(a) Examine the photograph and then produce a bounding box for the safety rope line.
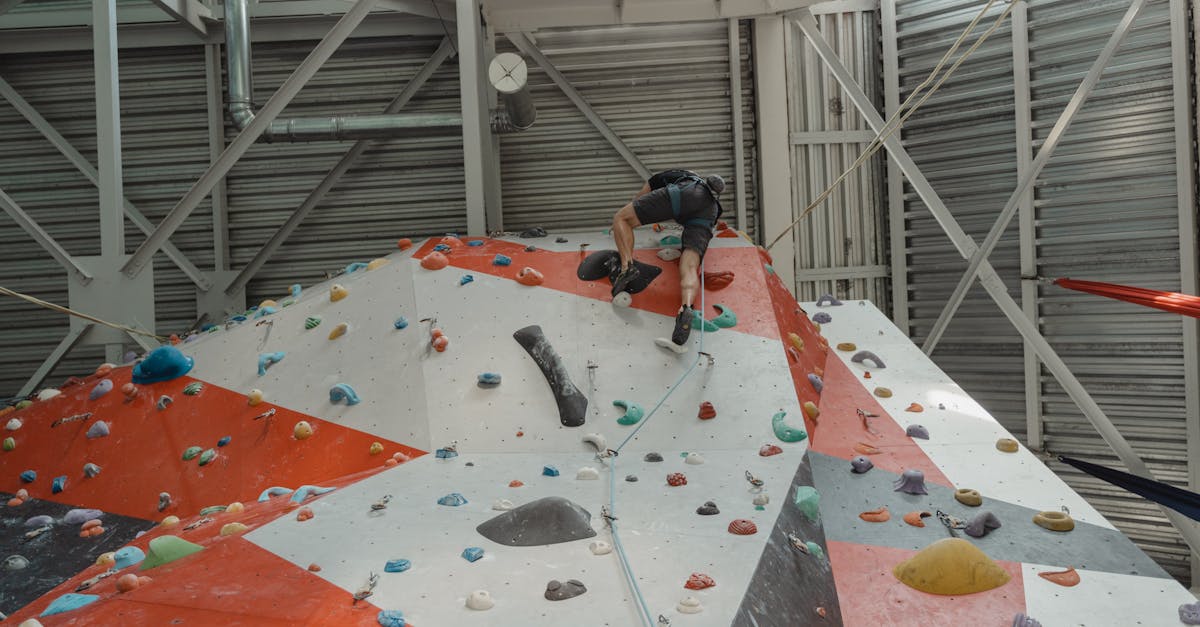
[766,0,1014,252]
[0,284,165,341]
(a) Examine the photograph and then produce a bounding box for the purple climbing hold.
[122,350,139,364]
[89,379,113,401]
[965,511,1002,538]
[812,312,832,324]
[851,350,886,369]
[86,421,110,439]
[1180,602,1200,625]
[892,469,927,495]
[807,373,823,394]
[906,424,930,440]
[25,515,53,527]
[131,345,194,384]
[815,294,843,307]
[64,509,103,525]
[850,456,873,474]
[1012,613,1042,627]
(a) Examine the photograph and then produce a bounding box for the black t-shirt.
[648,169,700,190]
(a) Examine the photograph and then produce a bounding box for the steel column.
[752,16,795,288]
[506,31,651,181]
[16,323,92,398]
[457,0,489,236]
[921,0,1148,354]
[225,37,456,297]
[94,0,124,260]
[147,0,212,38]
[0,188,92,284]
[728,18,747,231]
[122,0,383,278]
[204,41,230,272]
[793,7,1200,557]
[880,0,907,331]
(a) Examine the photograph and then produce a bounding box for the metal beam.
[17,323,92,398]
[752,16,794,286]
[506,31,650,180]
[204,40,230,272]
[793,7,1200,558]
[122,0,383,278]
[880,0,907,331]
[0,188,92,284]
[728,18,747,231]
[94,0,125,260]
[789,130,877,144]
[921,0,1148,354]
[147,0,213,38]
[0,76,211,290]
[0,0,27,18]
[225,36,456,297]
[458,0,490,236]
[376,0,455,20]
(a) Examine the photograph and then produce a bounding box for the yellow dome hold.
[330,284,349,302]
[788,332,804,352]
[366,258,390,271]
[893,538,1011,595]
[802,401,820,421]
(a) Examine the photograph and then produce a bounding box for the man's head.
[705,174,725,195]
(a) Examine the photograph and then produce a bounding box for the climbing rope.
[606,261,709,626]
[765,0,1015,253]
[0,284,165,341]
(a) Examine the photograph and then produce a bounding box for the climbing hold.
[860,506,891,522]
[836,342,857,351]
[64,509,102,525]
[752,493,770,509]
[226,502,245,513]
[432,335,450,352]
[438,492,468,506]
[182,382,203,396]
[906,402,924,413]
[421,251,449,270]
[140,535,204,570]
[692,309,720,332]
[329,383,361,405]
[807,374,824,393]
[793,486,820,521]
[812,312,832,324]
[2,437,13,451]
[436,447,458,459]
[245,389,265,406]
[330,284,349,302]
[466,590,494,611]
[493,254,512,266]
[19,469,35,483]
[132,345,195,384]
[369,442,384,456]
[545,579,587,601]
[802,401,820,422]
[293,421,314,440]
[254,305,278,319]
[657,248,682,261]
[697,401,716,420]
[217,436,231,447]
[904,511,932,527]
[893,538,1011,594]
[397,238,413,250]
[83,463,101,477]
[5,418,20,431]
[304,316,322,330]
[677,596,704,614]
[906,424,929,439]
[1013,613,1043,627]
[703,270,735,290]
[684,452,705,465]
[1038,566,1080,587]
[4,555,28,570]
[667,472,688,486]
[752,444,780,460]
[996,438,1019,453]
[852,350,887,368]
[654,336,688,353]
[816,294,843,307]
[576,467,600,480]
[613,399,645,425]
[366,258,390,271]
[644,452,664,462]
[685,573,715,590]
[25,515,53,527]
[114,546,147,569]
[728,519,758,535]
[257,487,292,501]
[477,496,596,546]
[477,372,502,387]
[16,400,32,409]
[257,352,285,376]
[582,433,607,453]
[874,387,892,398]
[459,274,475,286]
[198,449,216,466]
[121,382,139,401]
[1182,603,1200,626]
[462,547,485,562]
[954,488,983,507]
[182,446,203,461]
[625,475,638,482]
[220,522,249,536]
[199,505,227,516]
[114,573,142,593]
[964,511,1002,538]
[492,499,515,511]
[771,411,808,443]
[89,379,113,401]
[384,558,411,573]
[516,267,545,286]
[542,465,560,477]
[158,492,172,511]
[854,442,882,455]
[508,480,523,488]
[786,333,805,353]
[291,485,335,502]
[710,304,737,328]
[697,501,720,516]
[40,593,100,617]
[328,322,350,340]
[377,609,406,627]
[1033,510,1075,532]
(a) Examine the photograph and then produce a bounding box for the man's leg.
[612,203,641,270]
[678,249,701,310]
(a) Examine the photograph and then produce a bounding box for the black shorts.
[632,186,718,258]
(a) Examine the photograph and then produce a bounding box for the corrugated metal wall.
[890,0,1194,582]
[497,21,759,236]
[785,9,889,304]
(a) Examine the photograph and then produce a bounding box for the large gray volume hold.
[513,325,588,427]
[477,497,597,546]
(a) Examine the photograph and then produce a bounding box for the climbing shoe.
[672,306,694,346]
[611,264,641,297]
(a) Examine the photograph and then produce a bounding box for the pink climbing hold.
[759,444,783,457]
[684,573,715,590]
[667,473,687,487]
[728,519,758,535]
[697,402,716,420]
[421,252,449,270]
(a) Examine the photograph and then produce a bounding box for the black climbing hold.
[525,245,537,252]
[544,579,587,601]
[556,237,568,243]
[476,496,597,546]
[576,250,662,295]
[696,501,720,515]
[625,475,638,482]
[513,326,588,427]
[644,452,663,462]
[519,227,547,238]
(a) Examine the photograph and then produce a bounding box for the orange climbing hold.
[854,442,882,455]
[906,403,924,413]
[432,336,450,352]
[440,236,464,248]
[863,372,871,379]
[121,382,138,402]
[1038,566,1080,587]
[430,328,444,339]
[115,574,141,593]
[328,323,349,340]
[509,480,524,488]
[308,563,322,572]
[296,507,314,522]
[421,251,449,270]
[903,511,932,527]
[384,458,399,468]
[859,506,890,523]
[330,284,349,302]
[94,363,114,377]
[702,270,735,290]
[517,267,545,286]
[397,238,413,250]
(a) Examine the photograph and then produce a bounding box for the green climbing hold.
[281,298,295,308]
[199,505,228,516]
[2,437,13,451]
[793,486,820,521]
[305,316,322,330]
[772,411,807,443]
[182,446,202,461]
[139,535,204,570]
[691,310,720,332]
[806,541,825,560]
[182,382,203,396]
[613,400,645,425]
[660,235,682,246]
[764,264,775,275]
[710,304,737,328]
[198,449,216,466]
[15,400,31,410]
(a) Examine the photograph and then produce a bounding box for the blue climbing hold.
[290,485,336,503]
[461,547,484,562]
[253,306,278,319]
[217,436,232,447]
[493,254,512,266]
[384,558,411,573]
[290,283,302,299]
[89,379,113,401]
[86,421,110,439]
[394,317,409,330]
[257,486,293,502]
[329,383,361,405]
[257,351,285,376]
[132,345,194,384]
[467,240,484,247]
[377,609,407,627]
[114,546,146,569]
[40,593,99,617]
[345,262,369,273]
[542,465,560,477]
[438,492,468,507]
[19,470,35,483]
[435,447,458,459]
[433,244,451,253]
[807,373,823,394]
[477,372,502,386]
[51,475,66,493]
[230,315,247,323]
[812,312,832,324]
[460,274,475,286]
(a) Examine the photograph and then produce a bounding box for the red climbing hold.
[296,507,314,522]
[703,271,735,290]
[685,573,716,590]
[397,238,413,251]
[667,473,688,487]
[698,402,716,420]
[509,480,524,488]
[759,444,783,457]
[421,252,449,270]
[308,563,322,572]
[432,336,450,352]
[440,236,464,248]
[728,519,758,535]
[517,267,545,286]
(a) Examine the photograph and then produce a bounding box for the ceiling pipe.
[224,0,534,141]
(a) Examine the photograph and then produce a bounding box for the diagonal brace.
[0,187,92,285]
[17,323,91,398]
[792,6,1200,557]
[922,0,1149,355]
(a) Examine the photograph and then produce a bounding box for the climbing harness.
[665,174,721,228]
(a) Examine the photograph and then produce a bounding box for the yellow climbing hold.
[788,333,804,352]
[996,438,1019,453]
[893,538,1011,595]
[1033,510,1075,532]
[259,300,279,310]
[328,322,349,340]
[836,342,857,351]
[367,258,390,271]
[220,522,249,536]
[294,421,314,440]
[954,488,983,507]
[160,515,180,528]
[370,442,384,455]
[330,284,349,302]
[96,552,116,567]
[873,387,892,398]
[802,401,820,422]
[226,502,245,514]
[247,389,264,406]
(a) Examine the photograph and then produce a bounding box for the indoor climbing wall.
[0,226,1194,626]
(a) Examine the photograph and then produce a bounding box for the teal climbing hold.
[806,541,825,560]
[710,304,737,328]
[613,400,645,425]
[40,593,99,617]
[793,486,820,521]
[771,411,807,443]
[182,446,202,461]
[199,505,228,516]
[660,235,682,246]
[198,449,216,466]
[764,264,775,275]
[691,309,720,333]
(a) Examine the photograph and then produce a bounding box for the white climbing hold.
[36,388,61,401]
[466,590,494,611]
[19,619,46,627]
[654,338,689,354]
[684,452,706,465]
[753,493,770,508]
[589,540,612,555]
[612,292,632,308]
[6,418,21,431]
[657,248,682,261]
[492,499,515,511]
[582,433,607,453]
[677,596,704,614]
[576,466,600,480]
